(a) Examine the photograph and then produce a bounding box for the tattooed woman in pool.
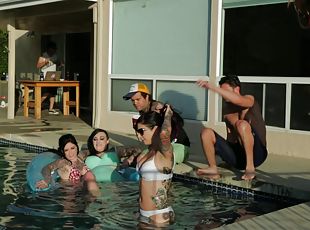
[134,104,175,227]
[36,134,99,195]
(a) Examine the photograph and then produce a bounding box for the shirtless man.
[196,75,268,180]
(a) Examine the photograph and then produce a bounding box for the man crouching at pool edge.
[196,75,268,181]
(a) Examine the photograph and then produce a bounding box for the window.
[291,84,310,131]
[111,79,152,112]
[223,3,310,77]
[112,0,211,76]
[111,0,211,120]
[223,3,310,130]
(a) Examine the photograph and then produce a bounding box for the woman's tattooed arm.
[41,159,67,184]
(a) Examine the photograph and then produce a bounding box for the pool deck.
[0,112,310,229]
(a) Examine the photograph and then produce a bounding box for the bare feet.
[196,167,221,180]
[241,170,256,180]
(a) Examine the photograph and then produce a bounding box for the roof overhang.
[0,0,97,11]
[0,0,96,33]
[0,0,64,11]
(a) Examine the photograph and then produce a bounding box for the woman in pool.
[134,104,175,226]
[36,134,99,195]
[82,128,143,181]
[85,128,138,165]
[83,128,116,168]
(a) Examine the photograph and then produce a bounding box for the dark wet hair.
[58,134,79,162]
[87,128,110,156]
[219,74,241,88]
[134,111,164,131]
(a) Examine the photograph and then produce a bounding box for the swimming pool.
[0,144,300,229]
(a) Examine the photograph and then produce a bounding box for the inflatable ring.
[26,151,60,192]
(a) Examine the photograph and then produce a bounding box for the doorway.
[65,32,92,125]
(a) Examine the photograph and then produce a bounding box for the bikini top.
[136,155,173,181]
[68,166,81,182]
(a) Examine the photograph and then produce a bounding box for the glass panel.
[111,79,152,112]
[112,0,211,75]
[290,84,310,131]
[157,81,207,120]
[265,83,285,127]
[223,3,310,77]
[241,83,263,108]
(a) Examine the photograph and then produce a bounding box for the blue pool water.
[0,145,298,229]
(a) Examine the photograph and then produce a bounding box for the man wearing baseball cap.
[122,83,154,112]
[123,82,190,164]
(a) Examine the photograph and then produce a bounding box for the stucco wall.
[266,130,310,158]
[98,0,310,162]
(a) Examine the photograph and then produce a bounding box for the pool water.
[0,146,296,229]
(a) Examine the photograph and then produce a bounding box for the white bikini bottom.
[139,206,173,218]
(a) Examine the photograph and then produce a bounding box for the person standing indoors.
[135,105,175,227]
[196,75,268,180]
[123,83,190,164]
[40,41,63,115]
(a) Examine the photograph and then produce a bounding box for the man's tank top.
[244,101,267,146]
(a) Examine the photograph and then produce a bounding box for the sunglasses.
[135,128,147,136]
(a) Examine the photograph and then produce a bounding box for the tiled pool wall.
[0,138,50,153]
[173,174,305,206]
[0,137,308,205]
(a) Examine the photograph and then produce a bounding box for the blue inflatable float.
[27,150,139,192]
[26,151,60,192]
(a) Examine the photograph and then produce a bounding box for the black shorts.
[42,87,57,96]
[214,129,268,170]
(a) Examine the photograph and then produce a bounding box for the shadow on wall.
[157,90,208,162]
[157,90,199,120]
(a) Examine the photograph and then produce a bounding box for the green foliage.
[0,30,8,74]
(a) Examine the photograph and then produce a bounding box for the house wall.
[98,0,310,162]
[1,0,309,161]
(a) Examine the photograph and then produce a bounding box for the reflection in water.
[3,151,17,196]
[7,183,102,229]
[1,147,27,227]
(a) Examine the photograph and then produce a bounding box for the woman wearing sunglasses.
[134,104,175,227]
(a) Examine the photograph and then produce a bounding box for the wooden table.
[20,80,80,119]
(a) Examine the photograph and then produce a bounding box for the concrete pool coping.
[0,113,309,229]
